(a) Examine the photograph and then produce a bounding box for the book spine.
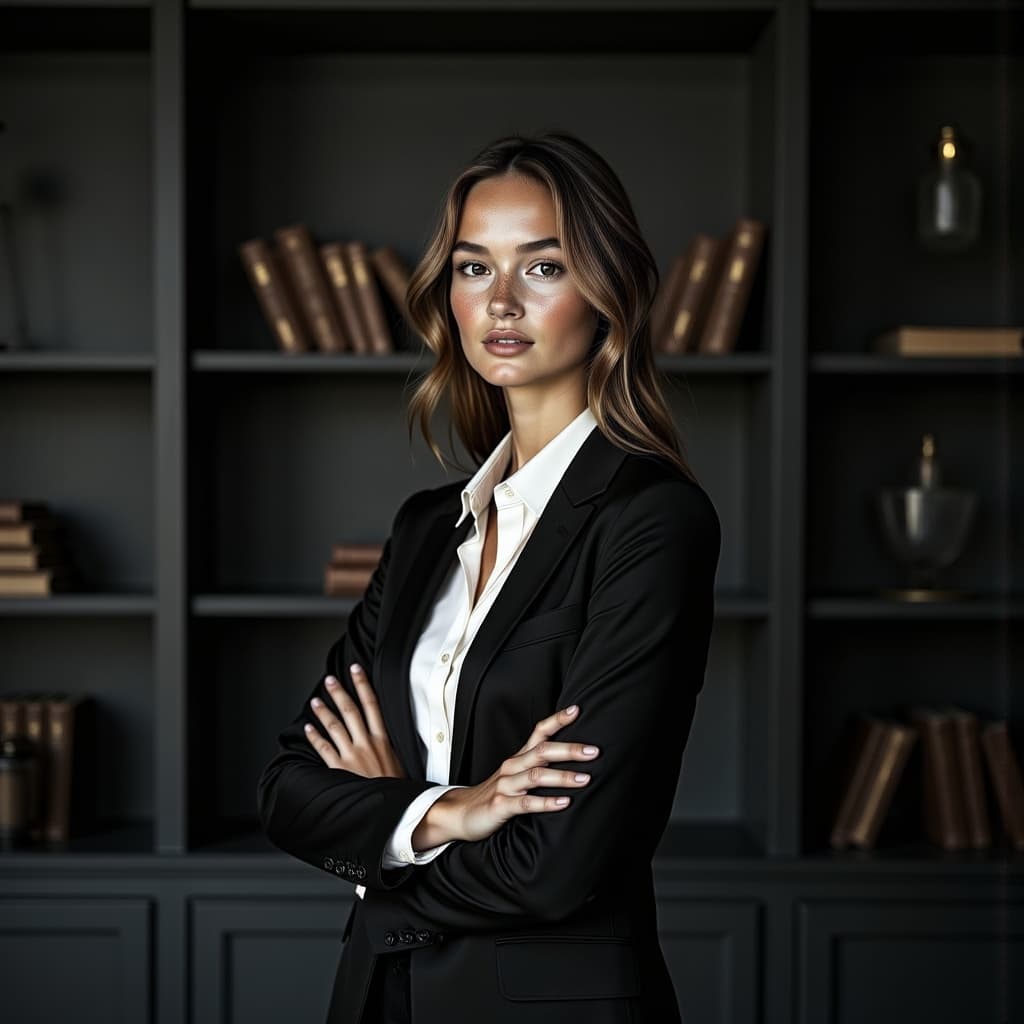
[274,224,349,353]
[847,724,916,849]
[321,243,371,354]
[697,219,767,354]
[665,236,722,354]
[238,238,312,353]
[346,241,394,354]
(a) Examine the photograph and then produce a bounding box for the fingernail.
[325,678,337,688]
[311,698,322,707]
[565,705,578,715]
[583,746,599,756]
[349,663,361,675]
[304,724,313,733]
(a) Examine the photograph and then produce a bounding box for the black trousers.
[363,950,411,1024]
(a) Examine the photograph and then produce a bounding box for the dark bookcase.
[1,3,1021,1023]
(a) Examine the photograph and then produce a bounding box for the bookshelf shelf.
[0,593,156,617]
[807,595,1024,620]
[0,353,155,373]
[809,354,1024,375]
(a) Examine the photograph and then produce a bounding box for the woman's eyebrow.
[452,237,561,255]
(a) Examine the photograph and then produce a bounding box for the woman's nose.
[487,274,523,318]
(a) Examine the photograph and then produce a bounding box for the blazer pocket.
[495,936,638,1001]
[502,602,584,652]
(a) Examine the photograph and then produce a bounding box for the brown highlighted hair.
[404,130,696,484]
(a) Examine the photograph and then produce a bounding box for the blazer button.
[384,932,397,946]
[416,930,430,943]
[355,865,367,880]
[322,857,334,871]
[400,930,415,944]
[334,863,346,876]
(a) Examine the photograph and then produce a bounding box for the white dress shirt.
[354,405,598,899]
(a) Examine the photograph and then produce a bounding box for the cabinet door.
[799,900,1024,1024]
[191,897,352,1024]
[658,899,760,1024]
[0,898,151,1022]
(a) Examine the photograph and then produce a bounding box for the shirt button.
[440,652,449,663]
[436,731,445,743]
[503,485,514,496]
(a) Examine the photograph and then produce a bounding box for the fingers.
[303,721,341,769]
[515,703,580,756]
[321,675,370,748]
[348,664,388,741]
[506,739,600,778]
[502,765,592,796]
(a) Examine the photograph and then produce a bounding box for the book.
[945,705,992,849]
[330,542,384,567]
[369,245,413,327]
[0,500,50,523]
[830,713,889,850]
[871,326,1023,357]
[346,240,394,354]
[911,707,969,850]
[979,721,1024,850]
[661,235,724,354]
[696,218,767,354]
[274,223,350,353]
[324,564,374,596]
[321,242,371,353]
[844,720,917,849]
[650,250,691,349]
[238,237,313,353]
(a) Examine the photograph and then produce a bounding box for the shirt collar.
[456,406,598,527]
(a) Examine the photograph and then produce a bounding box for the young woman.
[257,131,721,1024]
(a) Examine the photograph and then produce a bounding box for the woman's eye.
[532,261,564,279]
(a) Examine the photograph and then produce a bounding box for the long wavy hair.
[404,130,696,484]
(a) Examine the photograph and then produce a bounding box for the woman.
[257,131,721,1024]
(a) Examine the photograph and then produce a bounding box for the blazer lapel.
[378,426,628,785]
[449,428,627,784]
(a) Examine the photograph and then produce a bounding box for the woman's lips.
[482,340,533,357]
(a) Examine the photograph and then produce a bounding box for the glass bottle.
[916,124,982,253]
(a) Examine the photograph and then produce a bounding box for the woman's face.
[449,173,599,402]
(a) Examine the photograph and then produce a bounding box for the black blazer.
[257,425,721,1024]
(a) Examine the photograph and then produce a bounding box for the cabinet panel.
[191,897,353,1024]
[658,899,760,1024]
[799,900,1023,1024]
[0,898,151,1023]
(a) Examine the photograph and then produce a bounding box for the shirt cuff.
[381,784,468,867]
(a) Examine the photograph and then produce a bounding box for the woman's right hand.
[415,705,600,847]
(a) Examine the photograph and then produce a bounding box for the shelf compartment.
[0,353,154,373]
[0,593,155,617]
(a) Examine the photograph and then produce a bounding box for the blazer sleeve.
[256,490,441,891]
[359,477,721,951]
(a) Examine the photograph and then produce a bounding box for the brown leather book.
[945,705,992,848]
[0,519,57,548]
[697,218,767,354]
[22,694,49,842]
[43,692,97,844]
[330,542,384,567]
[830,713,888,849]
[0,500,50,523]
[979,721,1024,850]
[274,224,349,353]
[346,241,394,354]
[238,238,313,353]
[846,721,916,849]
[911,707,969,850]
[320,242,371,353]
[0,569,72,596]
[650,251,691,351]
[369,245,413,325]
[324,564,374,596]
[0,691,27,741]
[871,326,1023,357]
[0,545,62,571]
[662,236,724,354]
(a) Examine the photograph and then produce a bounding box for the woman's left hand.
[303,663,406,779]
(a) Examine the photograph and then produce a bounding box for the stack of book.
[0,500,75,597]
[0,692,97,844]
[830,706,1024,852]
[650,217,767,355]
[870,325,1023,357]
[324,541,384,597]
[239,224,414,355]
